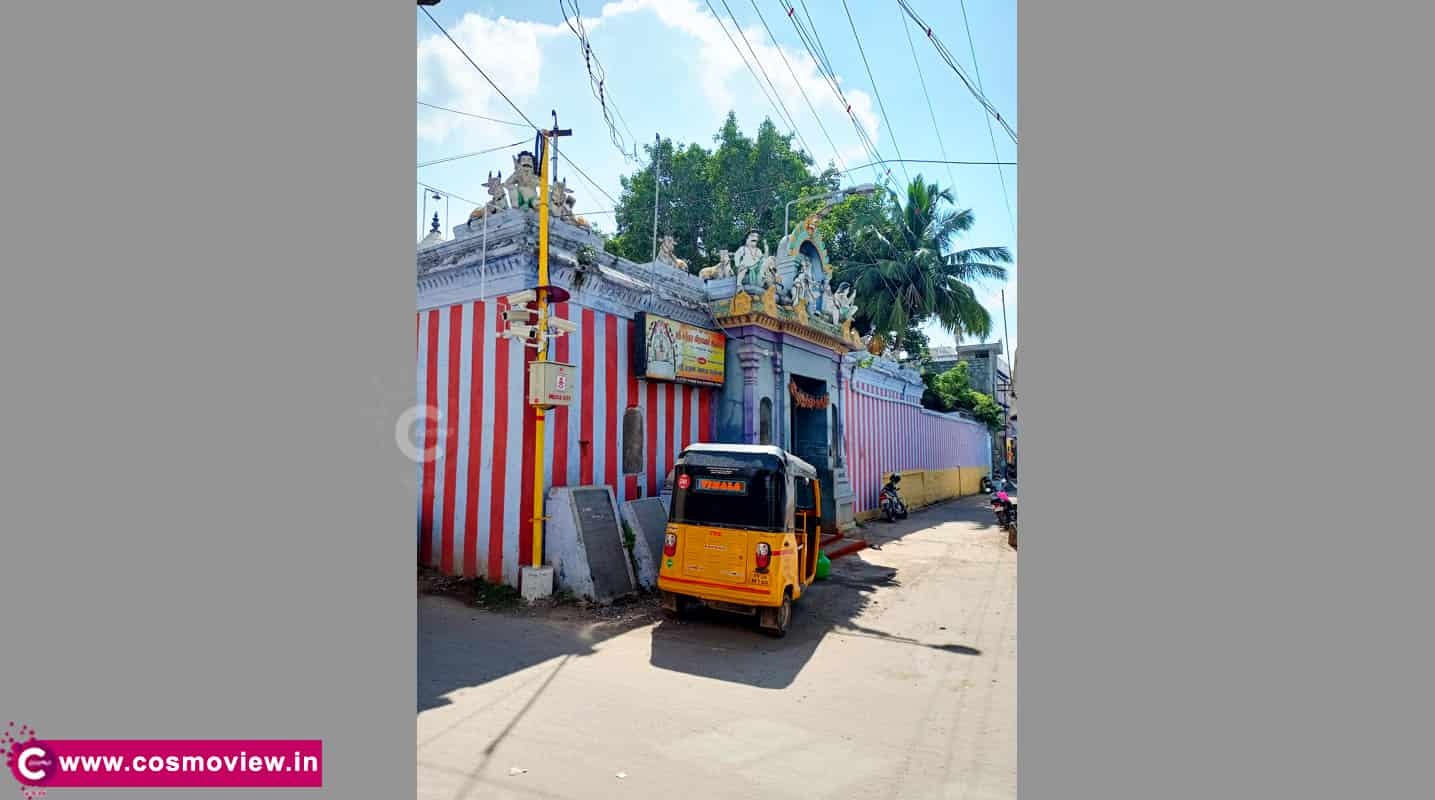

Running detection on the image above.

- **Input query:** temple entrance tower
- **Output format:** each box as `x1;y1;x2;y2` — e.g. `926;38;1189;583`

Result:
704;216;865;531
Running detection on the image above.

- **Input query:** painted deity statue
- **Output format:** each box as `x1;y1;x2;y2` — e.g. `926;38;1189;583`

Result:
832;283;858;325
819;280;838;324
734;230;778;290
788;267;814;309
504;151;541;210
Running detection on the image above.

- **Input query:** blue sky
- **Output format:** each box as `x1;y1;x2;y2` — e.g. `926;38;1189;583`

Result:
416;0;1016;355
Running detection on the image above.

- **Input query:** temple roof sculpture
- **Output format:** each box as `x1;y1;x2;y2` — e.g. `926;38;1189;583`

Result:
421;146;865;355
704;218;864;354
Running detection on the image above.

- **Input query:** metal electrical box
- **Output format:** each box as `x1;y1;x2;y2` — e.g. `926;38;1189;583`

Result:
528;360;575;408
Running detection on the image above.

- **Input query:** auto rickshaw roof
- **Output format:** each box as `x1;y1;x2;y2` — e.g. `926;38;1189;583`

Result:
679;443;817;479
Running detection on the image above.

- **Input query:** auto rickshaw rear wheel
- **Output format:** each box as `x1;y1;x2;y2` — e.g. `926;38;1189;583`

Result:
660;590;687;620
760;590;792;638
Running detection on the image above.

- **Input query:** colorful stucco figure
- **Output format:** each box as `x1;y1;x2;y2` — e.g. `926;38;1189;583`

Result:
788;267;813;309
833;283;858;324
697;250;732;280
504;151;541;210
655;235;689;271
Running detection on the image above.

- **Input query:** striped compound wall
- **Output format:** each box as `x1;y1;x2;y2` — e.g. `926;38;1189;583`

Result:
415;300;715;586
842;371;990;515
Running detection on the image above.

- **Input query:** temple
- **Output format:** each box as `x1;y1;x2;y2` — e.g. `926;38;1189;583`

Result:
416;151;990;586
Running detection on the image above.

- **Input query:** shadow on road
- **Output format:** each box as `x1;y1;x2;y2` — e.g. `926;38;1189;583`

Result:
419;497;995;708
418;597;654;714
647;530;982;689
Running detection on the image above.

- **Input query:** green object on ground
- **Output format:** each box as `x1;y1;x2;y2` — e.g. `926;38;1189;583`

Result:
816;551;831;580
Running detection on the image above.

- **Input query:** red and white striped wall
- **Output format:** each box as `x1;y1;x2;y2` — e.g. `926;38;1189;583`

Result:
842;376;989;513
416;300;716;584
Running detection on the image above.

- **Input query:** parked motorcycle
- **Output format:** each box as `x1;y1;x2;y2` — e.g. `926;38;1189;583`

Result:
991;489;1017;548
880;475;909;522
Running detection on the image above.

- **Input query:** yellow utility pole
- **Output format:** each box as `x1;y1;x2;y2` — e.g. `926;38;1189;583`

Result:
531;132;550;569
530;113;571;569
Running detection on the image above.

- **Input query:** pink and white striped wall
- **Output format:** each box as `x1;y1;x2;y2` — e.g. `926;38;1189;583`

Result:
842;375;990;514
415;300;715;585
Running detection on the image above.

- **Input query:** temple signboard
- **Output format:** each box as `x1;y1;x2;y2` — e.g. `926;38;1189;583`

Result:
633;312;725;387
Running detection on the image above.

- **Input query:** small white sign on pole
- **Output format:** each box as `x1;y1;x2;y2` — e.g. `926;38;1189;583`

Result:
528;360;575;408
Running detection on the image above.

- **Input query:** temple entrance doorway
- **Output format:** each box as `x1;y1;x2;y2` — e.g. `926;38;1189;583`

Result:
788;374;836;531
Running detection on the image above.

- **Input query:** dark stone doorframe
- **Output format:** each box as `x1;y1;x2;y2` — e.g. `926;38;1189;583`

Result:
788;374;837;531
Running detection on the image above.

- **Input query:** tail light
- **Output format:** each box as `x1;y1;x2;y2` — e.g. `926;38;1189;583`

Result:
755;541;771;570
663;532;677;557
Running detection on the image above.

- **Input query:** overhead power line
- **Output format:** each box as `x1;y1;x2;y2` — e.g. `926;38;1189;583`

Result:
746;0;847;172
899;7;957;193
417;139;528;169
559;0;641;162
797;0;836;83
841;158;1016;171
557;150;620;209
419;6;623;214
895;0;1017;144
775;0;895;191
716;0;818;162
703;0;817;162
840;0;911;186
418;182;482;208
417;100;528;129
957;0;1016;238
419;6;543;132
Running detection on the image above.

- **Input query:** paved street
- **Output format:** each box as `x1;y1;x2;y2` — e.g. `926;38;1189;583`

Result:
418;496;1016;800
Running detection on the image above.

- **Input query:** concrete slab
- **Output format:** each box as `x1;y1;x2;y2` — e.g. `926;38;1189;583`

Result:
619;498;665;589
544;486;636;603
622;497;669;589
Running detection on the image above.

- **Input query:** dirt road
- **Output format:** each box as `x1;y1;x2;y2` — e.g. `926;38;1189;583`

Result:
418;495;1016;800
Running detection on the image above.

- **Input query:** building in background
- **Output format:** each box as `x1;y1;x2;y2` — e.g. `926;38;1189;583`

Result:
916;342;1015;476
925;344;962;375
955;343;1011;476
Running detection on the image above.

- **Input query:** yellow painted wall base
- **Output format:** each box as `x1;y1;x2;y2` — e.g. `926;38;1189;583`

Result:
854;465;990;521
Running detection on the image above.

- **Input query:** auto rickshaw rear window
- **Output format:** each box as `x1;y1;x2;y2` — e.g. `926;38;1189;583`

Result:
670;451;784;530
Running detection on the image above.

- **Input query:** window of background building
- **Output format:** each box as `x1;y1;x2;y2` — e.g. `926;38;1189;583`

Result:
759;397;772;445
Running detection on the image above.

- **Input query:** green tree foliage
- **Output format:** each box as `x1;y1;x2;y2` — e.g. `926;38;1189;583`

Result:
605;113;836;271
921;361;1005;432
602;121;1010;365
826;176;1011;353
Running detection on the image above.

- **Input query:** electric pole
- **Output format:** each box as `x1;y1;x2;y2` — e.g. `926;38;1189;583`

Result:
530;113;571;569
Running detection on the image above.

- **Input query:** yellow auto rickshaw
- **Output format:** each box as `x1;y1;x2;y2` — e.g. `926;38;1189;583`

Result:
657;443;821;637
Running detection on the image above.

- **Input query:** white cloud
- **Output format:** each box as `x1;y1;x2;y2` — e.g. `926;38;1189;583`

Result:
416;3;890;179
416;14;568;145
593;0;882;164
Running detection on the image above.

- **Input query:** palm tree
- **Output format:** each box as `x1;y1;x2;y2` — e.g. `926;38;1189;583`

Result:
834;176;1011;350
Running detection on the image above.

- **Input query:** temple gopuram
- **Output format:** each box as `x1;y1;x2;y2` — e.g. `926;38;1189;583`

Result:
416;149;989;588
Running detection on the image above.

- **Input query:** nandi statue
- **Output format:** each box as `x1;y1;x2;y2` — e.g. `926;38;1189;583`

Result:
468;171;510;222
698;250;733;281
655;235;689;272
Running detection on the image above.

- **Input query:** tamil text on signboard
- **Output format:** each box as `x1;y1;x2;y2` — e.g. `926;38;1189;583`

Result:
633;313;725;387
